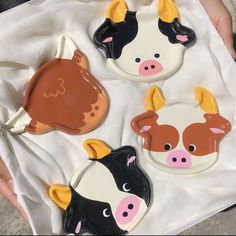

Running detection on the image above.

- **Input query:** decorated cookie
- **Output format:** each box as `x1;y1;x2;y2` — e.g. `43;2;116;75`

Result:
49;139;151;235
94;0;196;82
131;86;232;175
5;35;109;135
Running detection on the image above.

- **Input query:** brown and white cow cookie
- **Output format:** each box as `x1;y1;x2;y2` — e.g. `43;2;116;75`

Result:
131;86;232;175
5;35;109;135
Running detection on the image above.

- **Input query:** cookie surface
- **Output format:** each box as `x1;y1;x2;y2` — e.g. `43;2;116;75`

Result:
5;36;109;135
49;139;151;235
94;0;196;82
131;86;232;175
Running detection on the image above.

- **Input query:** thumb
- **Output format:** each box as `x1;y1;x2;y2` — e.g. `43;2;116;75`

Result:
216;15;236;59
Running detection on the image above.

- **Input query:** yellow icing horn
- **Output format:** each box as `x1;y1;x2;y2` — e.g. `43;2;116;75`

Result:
195;87;218;114
49;184;72;210
145;86;166;111
83;139;112;159
106;0;128;23
158;0;180;23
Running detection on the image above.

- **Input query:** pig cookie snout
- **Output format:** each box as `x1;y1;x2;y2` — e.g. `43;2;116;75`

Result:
115;195;140;225
139;60;163;76
167;150;192;169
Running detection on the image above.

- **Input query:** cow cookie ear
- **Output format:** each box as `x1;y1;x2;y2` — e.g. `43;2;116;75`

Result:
106;0;128;23
49;184;72;210
158;0;180;23
145;86;166;111
83;139;112;159
195;87;218;114
55;35;78;60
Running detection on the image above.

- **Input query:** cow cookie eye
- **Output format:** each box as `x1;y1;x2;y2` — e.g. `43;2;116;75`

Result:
103;208;111;218
189;144;197;152
164;143;172;151
135;57;141;63
154;53;160;58
122;183;131;192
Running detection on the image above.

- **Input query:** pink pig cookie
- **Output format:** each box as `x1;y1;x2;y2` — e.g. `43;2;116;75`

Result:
131;86;232;175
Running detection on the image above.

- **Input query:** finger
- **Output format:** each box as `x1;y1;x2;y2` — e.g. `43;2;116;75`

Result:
0;179;28;221
0;159;12;182
217;14;236;59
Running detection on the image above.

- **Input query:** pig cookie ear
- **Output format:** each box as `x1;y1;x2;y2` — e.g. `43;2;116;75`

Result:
83;139;112;159
195;87;218;114
158;0;180;23
145;86;165;111
106;0;128;23
49;184;72;210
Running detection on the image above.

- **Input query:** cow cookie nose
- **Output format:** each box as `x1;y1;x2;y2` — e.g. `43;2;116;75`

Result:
167;150;192;169
115;195;140;225
139;60;163;76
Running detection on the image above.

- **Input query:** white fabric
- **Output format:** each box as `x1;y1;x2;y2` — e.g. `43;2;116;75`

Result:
0;0;236;235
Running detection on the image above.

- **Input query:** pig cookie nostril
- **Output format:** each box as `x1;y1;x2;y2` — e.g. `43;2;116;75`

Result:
151;65;155;69
182;158;187;163
172;157;177;162
123;212;128;217
128;204;134;210
144;66;149;70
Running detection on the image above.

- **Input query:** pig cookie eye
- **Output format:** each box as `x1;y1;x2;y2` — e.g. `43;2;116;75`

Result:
164;143;172;151
154;53;160;58
122;183;131;192
103;208;111;218
135;58;141;63
189;144;197;152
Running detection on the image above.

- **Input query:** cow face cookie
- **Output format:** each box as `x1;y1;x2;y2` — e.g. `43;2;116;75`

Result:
94;0;196;83
49;139;151;235
5;35;109;135
131;87;232;175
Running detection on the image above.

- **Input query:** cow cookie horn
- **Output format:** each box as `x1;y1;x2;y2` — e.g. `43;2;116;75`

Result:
195;87;218;114
158;0;180;23
49;184;72;210
106;0;128;23
83;139;112;159
55;35;78;60
145;86;165;111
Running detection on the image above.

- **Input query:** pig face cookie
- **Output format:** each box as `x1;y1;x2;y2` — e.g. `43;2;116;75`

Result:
49;139;151;235
131;87;232;175
94;0;196;83
5;35;109;135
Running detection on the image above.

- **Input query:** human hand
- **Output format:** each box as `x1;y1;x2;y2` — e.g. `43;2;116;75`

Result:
0;158;28;221
200;0;236;59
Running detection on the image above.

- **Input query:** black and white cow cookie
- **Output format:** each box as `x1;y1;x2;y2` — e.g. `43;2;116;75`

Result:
49;139;151;235
94;0;196;82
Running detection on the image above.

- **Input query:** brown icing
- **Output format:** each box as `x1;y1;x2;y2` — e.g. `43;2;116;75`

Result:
131;110;179;152
23;49;108;135
183;113;231;156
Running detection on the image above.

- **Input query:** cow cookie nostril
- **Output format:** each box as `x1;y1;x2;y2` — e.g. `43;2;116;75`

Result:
144;66;149;70
172;157;177;162
182;158;187;163
123;212;128;217
128;204;134;210
151;65;155;69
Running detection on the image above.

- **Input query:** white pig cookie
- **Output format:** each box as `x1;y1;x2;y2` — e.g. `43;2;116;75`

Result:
94;0;196;82
131;87;232;175
49;139;151;235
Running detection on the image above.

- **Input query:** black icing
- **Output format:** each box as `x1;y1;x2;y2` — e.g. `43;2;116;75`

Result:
93;11;138;59
158;18;196;47
64;187;126;235
97;146;151;206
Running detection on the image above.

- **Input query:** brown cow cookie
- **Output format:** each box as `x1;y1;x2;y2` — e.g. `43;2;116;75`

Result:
131;86;232;175
5;35;109;135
